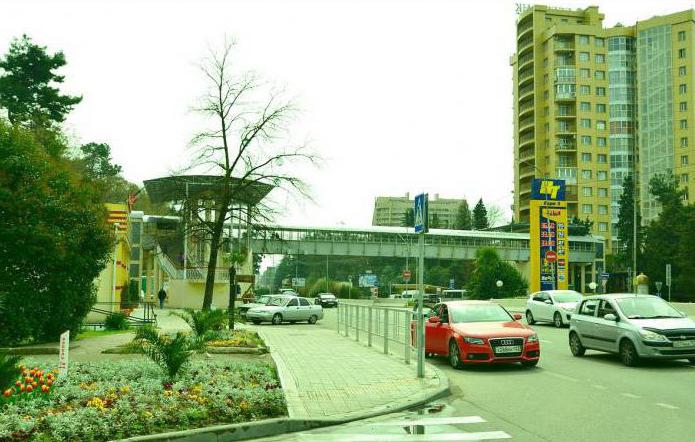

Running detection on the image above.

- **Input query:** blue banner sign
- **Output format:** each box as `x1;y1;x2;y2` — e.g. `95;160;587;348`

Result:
531;179;566;201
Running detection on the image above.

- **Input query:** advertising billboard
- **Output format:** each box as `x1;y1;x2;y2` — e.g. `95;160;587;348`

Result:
530;179;569;292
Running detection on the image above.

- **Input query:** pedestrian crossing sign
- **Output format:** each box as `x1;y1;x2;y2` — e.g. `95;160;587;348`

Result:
414;193;428;234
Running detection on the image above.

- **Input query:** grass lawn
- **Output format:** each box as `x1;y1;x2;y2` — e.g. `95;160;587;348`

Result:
76;329;133;340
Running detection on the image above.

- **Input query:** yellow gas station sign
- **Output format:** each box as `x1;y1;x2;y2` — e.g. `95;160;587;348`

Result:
530;179;569;293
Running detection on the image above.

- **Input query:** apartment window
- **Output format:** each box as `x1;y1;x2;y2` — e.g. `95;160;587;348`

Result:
578;35;590;45
682;137;689;148
580;68;590;78
583;187;593;196
598;222;608;232
679;31;686;42
579;52;590;62
580;102;591;111
680;84;687;94
544;90;549;100
545;139;550;148
597;137;607;147
582;152;592;161
680;66;687;76
581;118;592;128
679;48;686;59
580;85;591;95
597;154;607;163
594;70;605;80
544;106;549;116
681;102;688;111
598;188;608;197
596;104;606;113
681;173;689;184
582;204;593;214
595;54;605;63
544;123;550;132
598;205;608;215
681;119;688;129
544;74;548;84
596;120;606;130
582;169;592;179
598;171;607;180
581;135;592;145
682;155;689;165
544;57;548;67
596;37;605;47
596;86;606;96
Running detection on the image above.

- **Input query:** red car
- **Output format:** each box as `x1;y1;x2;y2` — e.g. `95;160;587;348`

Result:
411;300;540;368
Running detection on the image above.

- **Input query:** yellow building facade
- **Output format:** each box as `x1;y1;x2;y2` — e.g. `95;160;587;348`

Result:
513;6;695;252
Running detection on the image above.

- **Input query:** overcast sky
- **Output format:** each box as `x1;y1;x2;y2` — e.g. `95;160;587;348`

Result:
3;0;695;227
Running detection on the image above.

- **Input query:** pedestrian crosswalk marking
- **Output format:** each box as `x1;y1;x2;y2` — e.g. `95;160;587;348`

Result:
375;416;486;426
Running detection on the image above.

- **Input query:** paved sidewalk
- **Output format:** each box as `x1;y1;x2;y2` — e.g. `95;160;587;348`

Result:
252;324;448;421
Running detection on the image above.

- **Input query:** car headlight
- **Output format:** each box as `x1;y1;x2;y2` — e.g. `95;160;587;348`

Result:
639;329;669;342
463;337;485;345
527;334;539;343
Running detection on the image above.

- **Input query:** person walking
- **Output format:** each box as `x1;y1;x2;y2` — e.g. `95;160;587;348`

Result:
157;287;167;309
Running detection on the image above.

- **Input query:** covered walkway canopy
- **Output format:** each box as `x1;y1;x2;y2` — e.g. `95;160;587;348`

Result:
143;175;274;205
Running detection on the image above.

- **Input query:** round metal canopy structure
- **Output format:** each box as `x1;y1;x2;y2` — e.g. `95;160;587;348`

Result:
143;175;274;206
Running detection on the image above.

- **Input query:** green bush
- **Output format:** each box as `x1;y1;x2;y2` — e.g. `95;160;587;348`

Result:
134;326;194;382
0;122;111;346
104;312;130;331
171;309;228;338
0;352;22;391
467;248;528;299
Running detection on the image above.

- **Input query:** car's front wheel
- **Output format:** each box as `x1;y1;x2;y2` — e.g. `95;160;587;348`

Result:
308;315;318;324
620;339;639;367
569;332;586;357
271;313;283;325
553;312;564;328
526;310;535;325
449;340;462;369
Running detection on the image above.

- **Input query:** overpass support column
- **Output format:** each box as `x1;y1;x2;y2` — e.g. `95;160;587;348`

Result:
580;265;586;294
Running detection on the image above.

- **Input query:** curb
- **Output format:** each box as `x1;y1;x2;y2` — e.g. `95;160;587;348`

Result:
0;342;79;355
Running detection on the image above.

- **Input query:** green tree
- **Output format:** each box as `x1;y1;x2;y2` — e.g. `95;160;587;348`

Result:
0;121;111;345
403;208;415;227
472;198;489;230
615;175;642;270
0;35;82;127
79;142;122;179
467;248;527;299
453;200;472;230
430;213;441;229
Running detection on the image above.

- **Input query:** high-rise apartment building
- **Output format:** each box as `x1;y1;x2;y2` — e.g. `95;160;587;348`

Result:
372;193;464;228
512;5;695;251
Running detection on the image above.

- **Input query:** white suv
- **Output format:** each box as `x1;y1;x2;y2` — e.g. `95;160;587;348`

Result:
526;290;583;328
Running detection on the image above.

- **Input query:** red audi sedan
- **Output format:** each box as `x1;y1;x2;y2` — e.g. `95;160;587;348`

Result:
412;300;540;368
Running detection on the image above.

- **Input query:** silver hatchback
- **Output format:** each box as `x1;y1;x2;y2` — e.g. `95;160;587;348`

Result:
569;294;695;366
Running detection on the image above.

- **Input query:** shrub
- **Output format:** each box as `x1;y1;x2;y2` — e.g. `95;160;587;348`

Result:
467;248;528;299
134;326;194;382
171;309;228;338
104;312;130;331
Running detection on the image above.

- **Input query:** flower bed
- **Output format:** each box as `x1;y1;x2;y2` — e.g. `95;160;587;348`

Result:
0;360;286;441
206;330;264;348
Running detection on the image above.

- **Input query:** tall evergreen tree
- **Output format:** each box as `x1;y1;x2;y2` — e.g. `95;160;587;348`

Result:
454;200;472;230
0;35;82;127
615;175;642;268
472;198;489;230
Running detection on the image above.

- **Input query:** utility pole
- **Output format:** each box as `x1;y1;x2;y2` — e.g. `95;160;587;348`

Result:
414;193;428;379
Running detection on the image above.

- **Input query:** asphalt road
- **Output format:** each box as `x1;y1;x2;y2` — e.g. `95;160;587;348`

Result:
255;308;695;441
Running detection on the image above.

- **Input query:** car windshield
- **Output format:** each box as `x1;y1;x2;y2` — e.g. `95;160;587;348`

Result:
551;291;582;303
256;296;271;304
449;304;513;323
616;297;682;319
266;297;288;307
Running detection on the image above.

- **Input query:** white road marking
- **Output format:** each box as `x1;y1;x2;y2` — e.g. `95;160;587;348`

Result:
591;384;607;390
545;371;579;382
621;393;641;399
656;403;679;410
375;416;486;426
316;432;512;441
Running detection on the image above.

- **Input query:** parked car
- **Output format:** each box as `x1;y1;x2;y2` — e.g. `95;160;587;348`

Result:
315;293;338;307
424;294;441;304
246;296;324;325
569;294;695;367
526;290;583;328
413;300;540;368
238;294;275;318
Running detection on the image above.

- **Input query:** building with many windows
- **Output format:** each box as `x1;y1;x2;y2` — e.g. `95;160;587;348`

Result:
512;5;695;251
372;193;465;228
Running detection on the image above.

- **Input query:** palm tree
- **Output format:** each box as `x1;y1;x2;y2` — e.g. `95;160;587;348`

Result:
134;326;194;382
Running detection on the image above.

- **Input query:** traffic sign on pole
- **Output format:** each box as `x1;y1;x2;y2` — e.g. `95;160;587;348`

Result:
414;193;429;234
545;250;557;263
666;264;672;286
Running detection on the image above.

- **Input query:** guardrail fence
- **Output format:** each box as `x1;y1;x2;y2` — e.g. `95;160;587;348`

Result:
336;301;415;364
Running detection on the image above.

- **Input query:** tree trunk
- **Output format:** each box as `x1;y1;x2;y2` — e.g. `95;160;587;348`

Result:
202;206;228;310
228;266;236;330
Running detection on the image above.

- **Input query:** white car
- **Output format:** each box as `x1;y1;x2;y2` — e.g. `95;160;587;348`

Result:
525;290;583;328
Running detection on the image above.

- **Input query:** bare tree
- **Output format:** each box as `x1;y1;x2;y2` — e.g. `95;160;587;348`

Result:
186;40;317;310
486;204;506;228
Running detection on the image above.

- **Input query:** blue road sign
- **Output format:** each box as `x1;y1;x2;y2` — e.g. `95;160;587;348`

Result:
414;193;428;234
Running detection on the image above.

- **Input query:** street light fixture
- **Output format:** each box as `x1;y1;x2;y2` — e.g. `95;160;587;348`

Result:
496;280;503;299
588;281;598;294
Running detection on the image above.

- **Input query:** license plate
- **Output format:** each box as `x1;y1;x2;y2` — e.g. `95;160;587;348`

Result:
495;345;522;354
673;340;695;348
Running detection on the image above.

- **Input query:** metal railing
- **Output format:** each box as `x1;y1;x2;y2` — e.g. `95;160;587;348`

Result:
336;301;415;364
85;302;158;329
